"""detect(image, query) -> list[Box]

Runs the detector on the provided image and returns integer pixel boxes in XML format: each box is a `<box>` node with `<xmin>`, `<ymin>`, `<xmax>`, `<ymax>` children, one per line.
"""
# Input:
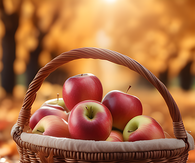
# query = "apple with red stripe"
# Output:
<box><xmin>42</xmin><ymin>94</ymin><xmax>70</xmax><ymax>112</ymax></box>
<box><xmin>106</xmin><ymin>130</ymin><xmax>123</xmax><ymax>142</ymax></box>
<box><xmin>68</xmin><ymin>100</ymin><xmax>112</xmax><ymax>141</ymax></box>
<box><xmin>123</xmin><ymin>115</ymin><xmax>165</xmax><ymax>142</ymax></box>
<box><xmin>29</xmin><ymin>106</ymin><xmax>69</xmax><ymax>130</ymax></box>
<box><xmin>102</xmin><ymin>87</ymin><xmax>143</xmax><ymax>131</ymax></box>
<box><xmin>62</xmin><ymin>73</ymin><xmax>103</xmax><ymax>111</ymax></box>
<box><xmin>32</xmin><ymin>115</ymin><xmax>70</xmax><ymax>138</ymax></box>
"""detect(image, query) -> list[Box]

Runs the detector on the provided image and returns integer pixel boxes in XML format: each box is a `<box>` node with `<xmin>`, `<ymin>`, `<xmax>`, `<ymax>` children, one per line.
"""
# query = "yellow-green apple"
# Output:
<box><xmin>32</xmin><ymin>115</ymin><xmax>70</xmax><ymax>138</ymax></box>
<box><xmin>106</xmin><ymin>130</ymin><xmax>123</xmax><ymax>142</ymax></box>
<box><xmin>102</xmin><ymin>90</ymin><xmax>142</xmax><ymax>131</ymax></box>
<box><xmin>42</xmin><ymin>96</ymin><xmax>69</xmax><ymax>112</ymax></box>
<box><xmin>123</xmin><ymin>115</ymin><xmax>165</xmax><ymax>142</ymax></box>
<box><xmin>62</xmin><ymin>73</ymin><xmax>103</xmax><ymax>111</ymax></box>
<box><xmin>29</xmin><ymin>106</ymin><xmax>69</xmax><ymax>130</ymax></box>
<box><xmin>68</xmin><ymin>100</ymin><xmax>112</xmax><ymax>141</ymax></box>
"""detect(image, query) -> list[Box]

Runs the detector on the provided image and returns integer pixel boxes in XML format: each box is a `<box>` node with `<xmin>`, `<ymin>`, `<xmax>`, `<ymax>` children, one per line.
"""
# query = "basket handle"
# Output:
<box><xmin>16</xmin><ymin>47</ymin><xmax>187</xmax><ymax>141</ymax></box>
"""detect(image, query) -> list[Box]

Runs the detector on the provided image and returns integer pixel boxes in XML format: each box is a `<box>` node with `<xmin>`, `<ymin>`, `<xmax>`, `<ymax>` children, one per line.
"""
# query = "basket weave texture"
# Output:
<box><xmin>12</xmin><ymin>47</ymin><xmax>194</xmax><ymax>162</ymax></box>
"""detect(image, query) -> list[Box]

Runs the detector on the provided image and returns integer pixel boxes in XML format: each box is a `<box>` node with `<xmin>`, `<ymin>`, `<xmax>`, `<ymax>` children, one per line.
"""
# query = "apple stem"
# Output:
<box><xmin>128</xmin><ymin>130</ymin><xmax>133</xmax><ymax>133</ymax></box>
<box><xmin>86</xmin><ymin>106</ymin><xmax>93</xmax><ymax>119</ymax></box>
<box><xmin>57</xmin><ymin>93</ymin><xmax>59</xmax><ymax>104</ymax></box>
<box><xmin>37</xmin><ymin>129</ymin><xmax>43</xmax><ymax>133</ymax></box>
<box><xmin>126</xmin><ymin>85</ymin><xmax>131</xmax><ymax>93</ymax></box>
<box><xmin>90</xmin><ymin>107</ymin><xmax>94</xmax><ymax>119</ymax></box>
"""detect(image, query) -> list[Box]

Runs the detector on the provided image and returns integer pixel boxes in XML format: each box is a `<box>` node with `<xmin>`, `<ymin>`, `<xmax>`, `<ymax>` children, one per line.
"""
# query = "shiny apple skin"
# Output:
<box><xmin>106</xmin><ymin>130</ymin><xmax>123</xmax><ymax>142</ymax></box>
<box><xmin>29</xmin><ymin>106</ymin><xmax>69</xmax><ymax>130</ymax></box>
<box><xmin>32</xmin><ymin>115</ymin><xmax>70</xmax><ymax>138</ymax></box>
<box><xmin>42</xmin><ymin>98</ymin><xmax>70</xmax><ymax>112</ymax></box>
<box><xmin>102</xmin><ymin>90</ymin><xmax>143</xmax><ymax>131</ymax></box>
<box><xmin>62</xmin><ymin>73</ymin><xmax>103</xmax><ymax>111</ymax></box>
<box><xmin>123</xmin><ymin>115</ymin><xmax>165</xmax><ymax>142</ymax></box>
<box><xmin>68</xmin><ymin>100</ymin><xmax>112</xmax><ymax>141</ymax></box>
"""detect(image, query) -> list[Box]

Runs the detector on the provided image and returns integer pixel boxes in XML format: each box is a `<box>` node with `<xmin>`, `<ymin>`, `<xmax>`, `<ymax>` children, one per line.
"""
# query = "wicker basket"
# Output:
<box><xmin>11</xmin><ymin>47</ymin><xmax>194</xmax><ymax>163</ymax></box>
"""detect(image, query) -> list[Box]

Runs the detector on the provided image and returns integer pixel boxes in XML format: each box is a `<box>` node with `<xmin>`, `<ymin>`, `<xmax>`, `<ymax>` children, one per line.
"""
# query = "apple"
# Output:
<box><xmin>29</xmin><ymin>106</ymin><xmax>69</xmax><ymax>130</ymax></box>
<box><xmin>102</xmin><ymin>90</ymin><xmax>143</xmax><ymax>131</ymax></box>
<box><xmin>32</xmin><ymin>115</ymin><xmax>70</xmax><ymax>138</ymax></box>
<box><xmin>42</xmin><ymin>94</ymin><xmax>70</xmax><ymax>112</ymax></box>
<box><xmin>106</xmin><ymin>130</ymin><xmax>123</xmax><ymax>142</ymax></box>
<box><xmin>62</xmin><ymin>73</ymin><xmax>103</xmax><ymax>111</ymax></box>
<box><xmin>123</xmin><ymin>115</ymin><xmax>165</xmax><ymax>142</ymax></box>
<box><xmin>68</xmin><ymin>100</ymin><xmax>112</xmax><ymax>141</ymax></box>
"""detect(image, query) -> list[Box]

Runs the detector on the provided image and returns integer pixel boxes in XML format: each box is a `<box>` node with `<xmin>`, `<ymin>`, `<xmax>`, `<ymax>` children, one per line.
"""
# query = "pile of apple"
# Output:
<box><xmin>30</xmin><ymin>73</ymin><xmax>165</xmax><ymax>142</ymax></box>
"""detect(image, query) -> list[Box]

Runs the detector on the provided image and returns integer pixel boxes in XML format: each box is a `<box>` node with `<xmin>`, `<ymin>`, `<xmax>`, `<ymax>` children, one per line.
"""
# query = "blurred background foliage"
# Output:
<box><xmin>0</xmin><ymin>0</ymin><xmax>195</xmax><ymax>162</ymax></box>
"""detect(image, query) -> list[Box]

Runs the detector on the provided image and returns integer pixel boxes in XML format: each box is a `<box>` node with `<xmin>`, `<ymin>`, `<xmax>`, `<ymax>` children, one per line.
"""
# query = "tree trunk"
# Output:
<box><xmin>0</xmin><ymin>1</ymin><xmax>20</xmax><ymax>94</ymax></box>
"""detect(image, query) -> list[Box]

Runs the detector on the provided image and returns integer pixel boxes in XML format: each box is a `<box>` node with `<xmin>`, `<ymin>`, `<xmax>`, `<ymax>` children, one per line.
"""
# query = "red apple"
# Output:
<box><xmin>123</xmin><ymin>115</ymin><xmax>165</xmax><ymax>142</ymax></box>
<box><xmin>29</xmin><ymin>106</ymin><xmax>69</xmax><ymax>130</ymax></box>
<box><xmin>32</xmin><ymin>115</ymin><xmax>70</xmax><ymax>138</ymax></box>
<box><xmin>102</xmin><ymin>90</ymin><xmax>143</xmax><ymax>131</ymax></box>
<box><xmin>106</xmin><ymin>130</ymin><xmax>123</xmax><ymax>142</ymax></box>
<box><xmin>62</xmin><ymin>73</ymin><xmax>103</xmax><ymax>111</ymax></box>
<box><xmin>68</xmin><ymin>100</ymin><xmax>112</xmax><ymax>141</ymax></box>
<box><xmin>42</xmin><ymin>97</ymin><xmax>70</xmax><ymax>112</ymax></box>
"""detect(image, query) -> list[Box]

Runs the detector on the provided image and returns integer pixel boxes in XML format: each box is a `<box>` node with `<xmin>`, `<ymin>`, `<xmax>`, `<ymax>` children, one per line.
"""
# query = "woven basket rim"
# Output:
<box><xmin>16</xmin><ymin>129</ymin><xmax>194</xmax><ymax>153</ymax></box>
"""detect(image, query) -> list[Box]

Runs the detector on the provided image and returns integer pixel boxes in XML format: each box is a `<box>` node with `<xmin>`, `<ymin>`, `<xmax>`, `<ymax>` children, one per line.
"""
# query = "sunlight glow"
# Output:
<box><xmin>0</xmin><ymin>158</ymin><xmax>6</xmax><ymax>162</ymax></box>
<box><xmin>104</xmin><ymin>0</ymin><xmax>117</xmax><ymax>4</ymax></box>
<box><xmin>96</xmin><ymin>30</ymin><xmax>111</xmax><ymax>48</ymax></box>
